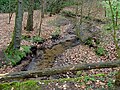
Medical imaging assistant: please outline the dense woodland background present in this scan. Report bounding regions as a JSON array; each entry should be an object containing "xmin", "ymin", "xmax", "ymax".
[{"xmin": 0, "ymin": 0, "xmax": 120, "ymax": 89}]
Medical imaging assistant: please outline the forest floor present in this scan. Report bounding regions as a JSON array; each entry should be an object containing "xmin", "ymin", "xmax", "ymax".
[{"xmin": 0, "ymin": 9, "xmax": 120, "ymax": 89}]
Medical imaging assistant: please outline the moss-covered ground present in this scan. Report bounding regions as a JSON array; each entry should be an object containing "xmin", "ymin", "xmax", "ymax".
[{"xmin": 0, "ymin": 72, "xmax": 116, "ymax": 90}]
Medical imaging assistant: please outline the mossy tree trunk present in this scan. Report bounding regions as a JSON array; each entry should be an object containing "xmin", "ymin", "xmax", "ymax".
[
  {"xmin": 13, "ymin": 0, "xmax": 23, "ymax": 49},
  {"xmin": 6, "ymin": 0, "xmax": 23, "ymax": 52},
  {"xmin": 26, "ymin": 0, "xmax": 34, "ymax": 31}
]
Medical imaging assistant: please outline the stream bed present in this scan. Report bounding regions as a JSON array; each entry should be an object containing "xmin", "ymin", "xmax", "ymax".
[
  {"xmin": 24, "ymin": 18, "xmax": 102, "ymax": 72},
  {"xmin": 25, "ymin": 34, "xmax": 80, "ymax": 71}
]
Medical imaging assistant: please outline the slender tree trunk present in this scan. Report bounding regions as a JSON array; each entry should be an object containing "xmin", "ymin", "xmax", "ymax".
[
  {"xmin": 75, "ymin": 0, "xmax": 83, "ymax": 41},
  {"xmin": 108, "ymin": 0, "xmax": 118, "ymax": 49},
  {"xmin": 38, "ymin": 0, "xmax": 44, "ymax": 36},
  {"xmin": 80, "ymin": 0, "xmax": 83, "ymax": 25},
  {"xmin": 8, "ymin": 13, "xmax": 13, "ymax": 24},
  {"xmin": 108, "ymin": 0, "xmax": 120, "ymax": 88},
  {"xmin": 38, "ymin": 9, "xmax": 43, "ymax": 36},
  {"xmin": 26, "ymin": 0, "xmax": 34, "ymax": 31},
  {"xmin": 41, "ymin": 0, "xmax": 45, "ymax": 18},
  {"xmin": 8, "ymin": 0, "xmax": 13, "ymax": 24}
]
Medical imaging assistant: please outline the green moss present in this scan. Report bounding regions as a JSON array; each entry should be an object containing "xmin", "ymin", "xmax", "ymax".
[
  {"xmin": 0, "ymin": 73, "xmax": 114, "ymax": 90},
  {"xmin": 0, "ymin": 81, "xmax": 42, "ymax": 90}
]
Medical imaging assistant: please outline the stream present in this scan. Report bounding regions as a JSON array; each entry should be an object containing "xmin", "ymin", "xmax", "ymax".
[
  {"xmin": 0, "ymin": 12, "xmax": 103, "ymax": 82},
  {"xmin": 25, "ymin": 33, "xmax": 81, "ymax": 71},
  {"xmin": 24, "ymin": 15, "xmax": 102, "ymax": 72}
]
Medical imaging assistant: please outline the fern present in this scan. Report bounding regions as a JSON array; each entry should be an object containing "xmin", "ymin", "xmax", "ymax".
[
  {"xmin": 21, "ymin": 46, "xmax": 31, "ymax": 53},
  {"xmin": 31, "ymin": 36, "xmax": 44, "ymax": 43}
]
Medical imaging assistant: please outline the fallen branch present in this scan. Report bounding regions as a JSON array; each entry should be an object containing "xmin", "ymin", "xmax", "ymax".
[{"xmin": 0, "ymin": 60, "xmax": 120, "ymax": 81}]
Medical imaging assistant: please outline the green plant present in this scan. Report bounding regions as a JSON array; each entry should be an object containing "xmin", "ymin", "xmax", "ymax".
[
  {"xmin": 84, "ymin": 37, "xmax": 100, "ymax": 47},
  {"xmin": 51, "ymin": 27, "xmax": 60, "ymax": 39},
  {"xmin": 101, "ymin": 0, "xmax": 120, "ymax": 18},
  {"xmin": 84, "ymin": 37, "xmax": 93, "ymax": 46},
  {"xmin": 32, "ymin": 36, "xmax": 44, "ymax": 43},
  {"xmin": 21, "ymin": 35, "xmax": 31, "ymax": 41},
  {"xmin": 95, "ymin": 47, "xmax": 106, "ymax": 56},
  {"xmin": 4, "ymin": 45, "xmax": 31, "ymax": 66},
  {"xmin": 21, "ymin": 46, "xmax": 31, "ymax": 53}
]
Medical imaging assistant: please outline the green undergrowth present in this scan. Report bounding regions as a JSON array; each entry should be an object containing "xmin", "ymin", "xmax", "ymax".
[
  {"xmin": 51, "ymin": 27, "xmax": 60, "ymax": 39},
  {"xmin": 22, "ymin": 35, "xmax": 44, "ymax": 44},
  {"xmin": 31, "ymin": 36, "xmax": 44, "ymax": 43},
  {"xmin": 4, "ymin": 45, "xmax": 31, "ymax": 66},
  {"xmin": 85, "ymin": 37, "xmax": 107, "ymax": 56},
  {"xmin": 95, "ymin": 47, "xmax": 107, "ymax": 56},
  {"xmin": 0, "ymin": 0, "xmax": 40, "ymax": 13},
  {"xmin": 0, "ymin": 72, "xmax": 116, "ymax": 90},
  {"xmin": 4, "ymin": 36, "xmax": 44, "ymax": 66}
]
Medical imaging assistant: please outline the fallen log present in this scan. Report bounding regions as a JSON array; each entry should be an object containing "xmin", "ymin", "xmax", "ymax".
[{"xmin": 0, "ymin": 60, "xmax": 120, "ymax": 81}]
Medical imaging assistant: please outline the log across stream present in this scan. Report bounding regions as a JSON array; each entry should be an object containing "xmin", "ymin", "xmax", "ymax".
[{"xmin": 0, "ymin": 59, "xmax": 120, "ymax": 82}]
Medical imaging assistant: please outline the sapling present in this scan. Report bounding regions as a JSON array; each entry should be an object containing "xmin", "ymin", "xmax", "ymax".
[
  {"xmin": 74, "ymin": 0, "xmax": 83, "ymax": 41},
  {"xmin": 102, "ymin": 0, "xmax": 120, "ymax": 57},
  {"xmin": 102, "ymin": 0, "xmax": 120, "ymax": 87}
]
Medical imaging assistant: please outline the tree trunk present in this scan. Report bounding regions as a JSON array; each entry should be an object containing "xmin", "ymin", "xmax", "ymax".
[
  {"xmin": 0, "ymin": 60, "xmax": 120, "ymax": 81},
  {"xmin": 13, "ymin": 0, "xmax": 23, "ymax": 49},
  {"xmin": 38, "ymin": 9, "xmax": 43, "ymax": 36},
  {"xmin": 26, "ymin": 0, "xmax": 34, "ymax": 31},
  {"xmin": 6, "ymin": 0, "xmax": 23, "ymax": 51},
  {"xmin": 38, "ymin": 0, "xmax": 44, "ymax": 36}
]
